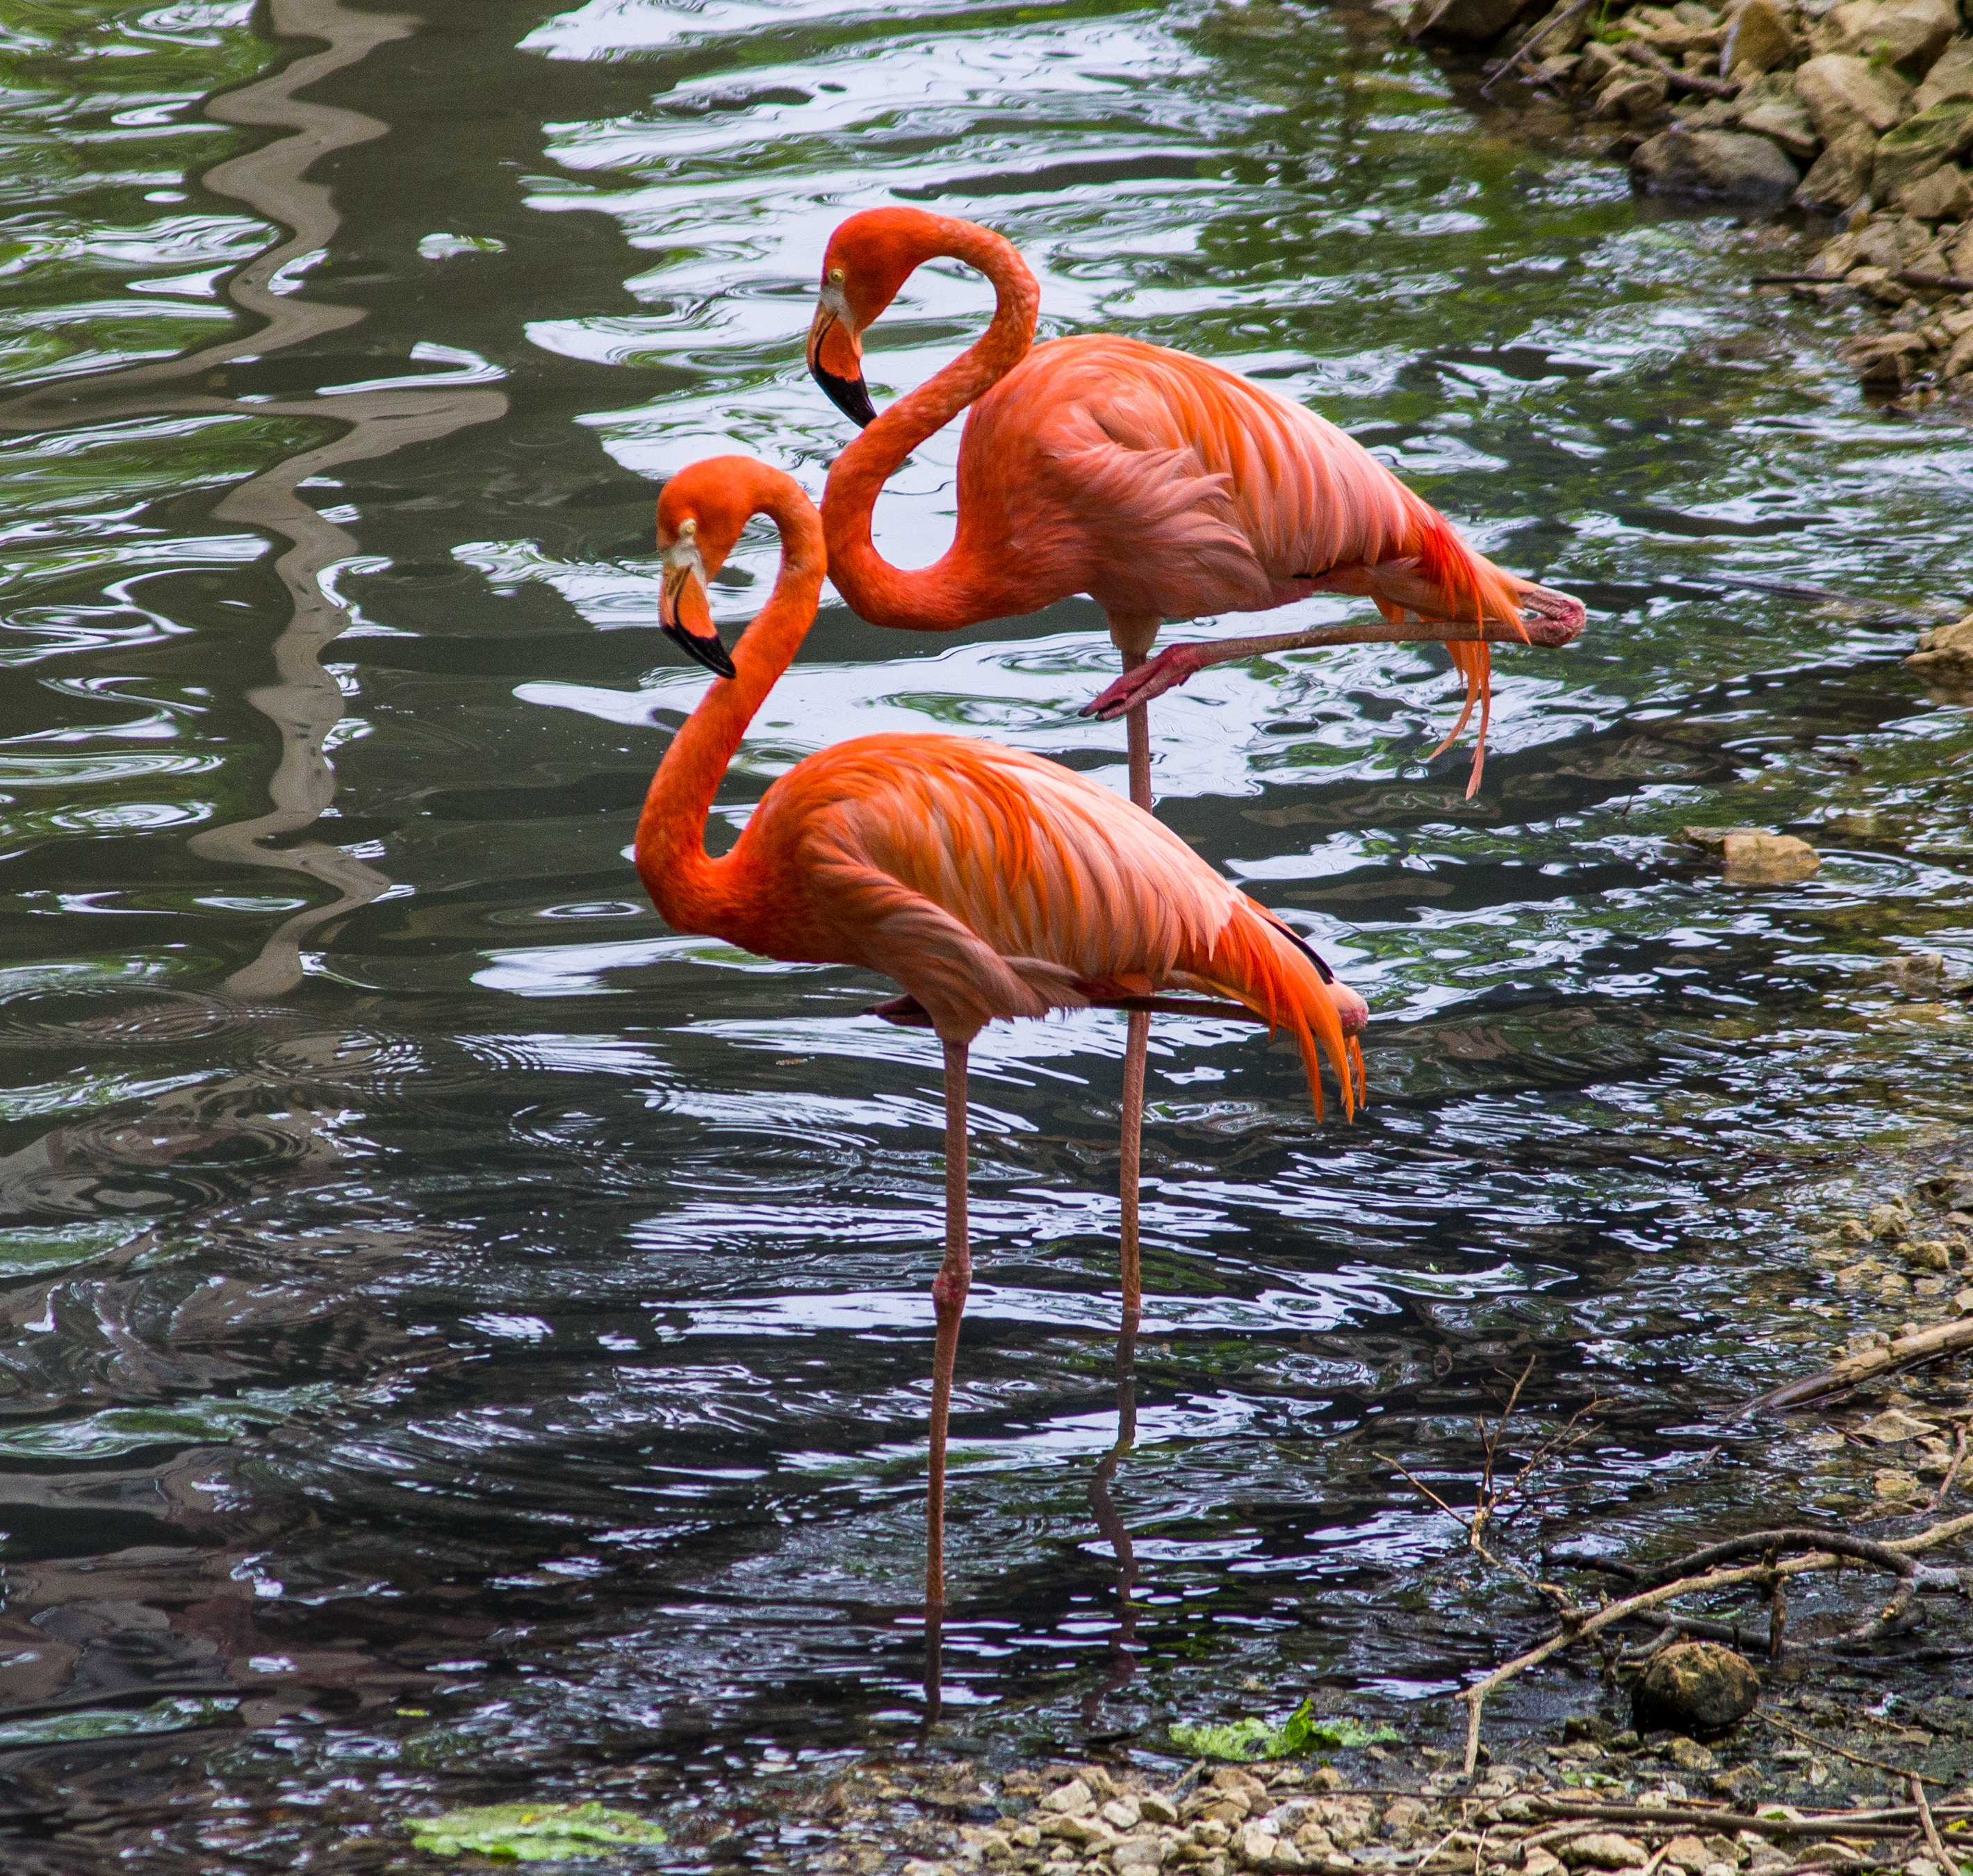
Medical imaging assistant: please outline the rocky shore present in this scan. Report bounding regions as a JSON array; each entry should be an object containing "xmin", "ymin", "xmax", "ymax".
[{"xmin": 1408, "ymin": 0, "xmax": 1973, "ymax": 397}]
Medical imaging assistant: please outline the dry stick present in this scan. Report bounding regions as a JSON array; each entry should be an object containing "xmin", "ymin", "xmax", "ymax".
[
  {"xmin": 1899, "ymin": 268, "xmax": 1973, "ymax": 295},
  {"xmin": 1929, "ymin": 1420, "xmax": 1968, "ymax": 1514},
  {"xmin": 1754, "ymin": 268, "xmax": 1973, "ymax": 293},
  {"xmin": 1478, "ymin": 0, "xmax": 1597, "ymax": 98},
  {"xmin": 1914, "ymin": 1776, "xmax": 1952, "ymax": 1867},
  {"xmin": 1760, "ymin": 1710, "xmax": 1954, "ymax": 1788},
  {"xmin": 1620, "ymin": 39, "xmax": 1739, "ymax": 97},
  {"xmin": 1750, "ymin": 1316, "xmax": 1973, "ymax": 1411},
  {"xmin": 1532, "ymin": 1799, "xmax": 1939, "ymax": 1840},
  {"xmin": 1458, "ymin": 1509, "xmax": 1973, "ymax": 1773}
]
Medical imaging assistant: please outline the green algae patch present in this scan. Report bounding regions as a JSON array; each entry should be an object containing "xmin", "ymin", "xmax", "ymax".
[
  {"xmin": 408, "ymin": 1802, "xmax": 666, "ymax": 1861},
  {"xmin": 1169, "ymin": 1697, "xmax": 1400, "ymax": 1761}
]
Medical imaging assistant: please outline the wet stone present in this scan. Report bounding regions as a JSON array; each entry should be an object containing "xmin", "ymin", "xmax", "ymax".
[
  {"xmin": 1633, "ymin": 126, "xmax": 1802, "ymax": 195},
  {"xmin": 1723, "ymin": 0, "xmax": 1796, "ymax": 76},
  {"xmin": 1874, "ymin": 98, "xmax": 1973, "ymax": 201},
  {"xmin": 1634, "ymin": 1642, "xmax": 1763, "ymax": 1735},
  {"xmin": 1795, "ymin": 53, "xmax": 1915, "ymax": 139}
]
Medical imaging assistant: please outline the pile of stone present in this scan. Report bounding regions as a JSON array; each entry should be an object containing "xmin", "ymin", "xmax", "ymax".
[{"xmin": 1410, "ymin": 0, "xmax": 1973, "ymax": 393}]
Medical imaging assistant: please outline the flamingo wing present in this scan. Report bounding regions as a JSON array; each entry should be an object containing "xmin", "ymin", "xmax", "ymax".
[{"xmin": 755, "ymin": 734, "xmax": 1357, "ymax": 1114}]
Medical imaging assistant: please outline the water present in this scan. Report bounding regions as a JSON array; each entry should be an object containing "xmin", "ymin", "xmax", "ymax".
[{"xmin": 1, "ymin": 0, "xmax": 1971, "ymax": 1862}]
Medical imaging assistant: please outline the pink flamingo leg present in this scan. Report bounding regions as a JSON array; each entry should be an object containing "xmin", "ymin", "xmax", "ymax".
[
  {"xmin": 1081, "ymin": 607, "xmax": 1586, "ymax": 725},
  {"xmin": 1118, "ymin": 639, "xmax": 1154, "ymax": 1327},
  {"xmin": 926, "ymin": 1037, "xmax": 971, "ymax": 1613}
]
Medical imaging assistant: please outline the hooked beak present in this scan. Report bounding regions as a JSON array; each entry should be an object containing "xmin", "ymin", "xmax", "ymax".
[
  {"xmin": 659, "ymin": 556, "xmax": 736, "ymax": 680},
  {"xmin": 806, "ymin": 297, "xmax": 877, "ymax": 429}
]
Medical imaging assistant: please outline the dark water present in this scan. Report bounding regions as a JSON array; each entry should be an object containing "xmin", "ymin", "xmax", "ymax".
[{"xmin": 1, "ymin": 0, "xmax": 1972, "ymax": 1863}]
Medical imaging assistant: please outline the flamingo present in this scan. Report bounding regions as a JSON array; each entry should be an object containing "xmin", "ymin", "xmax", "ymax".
[
  {"xmin": 805, "ymin": 204, "xmax": 1585, "ymax": 1329},
  {"xmin": 635, "ymin": 453, "xmax": 1369, "ymax": 1608}
]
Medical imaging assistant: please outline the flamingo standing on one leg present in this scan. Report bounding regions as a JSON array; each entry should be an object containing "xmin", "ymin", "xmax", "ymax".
[
  {"xmin": 635, "ymin": 454, "xmax": 1368, "ymax": 1609},
  {"xmin": 805, "ymin": 205, "xmax": 1586, "ymax": 1326}
]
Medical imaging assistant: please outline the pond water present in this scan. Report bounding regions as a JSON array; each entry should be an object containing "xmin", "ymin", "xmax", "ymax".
[{"xmin": 1, "ymin": 0, "xmax": 1972, "ymax": 1864}]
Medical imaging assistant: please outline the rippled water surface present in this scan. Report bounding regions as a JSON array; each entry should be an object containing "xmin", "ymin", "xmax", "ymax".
[{"xmin": 2, "ymin": 0, "xmax": 1972, "ymax": 1863}]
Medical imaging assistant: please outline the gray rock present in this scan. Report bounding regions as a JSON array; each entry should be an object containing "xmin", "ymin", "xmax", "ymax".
[
  {"xmin": 1632, "ymin": 126, "xmax": 1802, "ymax": 196},
  {"xmin": 1874, "ymin": 98, "xmax": 1973, "ymax": 199},
  {"xmin": 1830, "ymin": 0, "xmax": 1957, "ymax": 75},
  {"xmin": 1897, "ymin": 161, "xmax": 1973, "ymax": 215},
  {"xmin": 1723, "ymin": 0, "xmax": 1799, "ymax": 75},
  {"xmin": 1739, "ymin": 95, "xmax": 1824, "ymax": 156},
  {"xmin": 1794, "ymin": 122, "xmax": 1878, "ymax": 203},
  {"xmin": 1915, "ymin": 35, "xmax": 1973, "ymax": 111},
  {"xmin": 1575, "ymin": 39, "xmax": 1626, "ymax": 87},
  {"xmin": 1796, "ymin": 52, "xmax": 1915, "ymax": 139},
  {"xmin": 1599, "ymin": 69, "xmax": 1673, "ymax": 117},
  {"xmin": 1836, "ymin": 327, "xmax": 1931, "ymax": 382},
  {"xmin": 1410, "ymin": 0, "xmax": 1537, "ymax": 47}
]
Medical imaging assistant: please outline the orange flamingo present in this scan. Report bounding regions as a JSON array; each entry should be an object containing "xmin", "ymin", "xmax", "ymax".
[
  {"xmin": 806, "ymin": 207, "xmax": 1585, "ymax": 809},
  {"xmin": 806, "ymin": 206, "xmax": 1583, "ymax": 1331},
  {"xmin": 635, "ymin": 454, "xmax": 1368, "ymax": 1608}
]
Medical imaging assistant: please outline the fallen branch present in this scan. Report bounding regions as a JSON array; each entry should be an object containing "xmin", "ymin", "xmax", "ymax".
[
  {"xmin": 1533, "ymin": 1797, "xmax": 1950, "ymax": 1838},
  {"xmin": 1459, "ymin": 1509, "xmax": 1973, "ymax": 1772},
  {"xmin": 1750, "ymin": 268, "xmax": 1973, "ymax": 295},
  {"xmin": 1915, "ymin": 1776, "xmax": 1951, "ymax": 1867},
  {"xmin": 1748, "ymin": 1317, "xmax": 1973, "ymax": 1411},
  {"xmin": 1621, "ymin": 40, "xmax": 1740, "ymax": 97},
  {"xmin": 1899, "ymin": 268, "xmax": 1973, "ymax": 295}
]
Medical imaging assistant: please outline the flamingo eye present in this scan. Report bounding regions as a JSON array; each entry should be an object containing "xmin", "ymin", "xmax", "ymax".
[{"xmin": 827, "ymin": 266, "xmax": 846, "ymax": 285}]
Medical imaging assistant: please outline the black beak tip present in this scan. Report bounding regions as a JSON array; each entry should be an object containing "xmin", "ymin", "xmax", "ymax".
[
  {"xmin": 664, "ymin": 621, "xmax": 737, "ymax": 680},
  {"xmin": 811, "ymin": 362, "xmax": 878, "ymax": 429}
]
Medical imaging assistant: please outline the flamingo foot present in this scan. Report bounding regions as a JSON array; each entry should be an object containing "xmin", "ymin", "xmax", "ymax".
[
  {"xmin": 1080, "ymin": 643, "xmax": 1209, "ymax": 721},
  {"xmin": 1517, "ymin": 582, "xmax": 1587, "ymax": 648},
  {"xmin": 1329, "ymin": 978, "xmax": 1369, "ymax": 1039}
]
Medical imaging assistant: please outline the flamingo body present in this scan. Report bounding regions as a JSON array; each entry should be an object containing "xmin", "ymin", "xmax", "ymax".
[
  {"xmin": 648, "ymin": 725, "xmax": 1359, "ymax": 1102},
  {"xmin": 807, "ymin": 208, "xmax": 1585, "ymax": 787},
  {"xmin": 955, "ymin": 332, "xmax": 1528, "ymax": 634}
]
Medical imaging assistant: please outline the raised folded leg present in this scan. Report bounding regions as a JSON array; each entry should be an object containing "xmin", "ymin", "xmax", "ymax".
[{"xmin": 1081, "ymin": 607, "xmax": 1586, "ymax": 725}]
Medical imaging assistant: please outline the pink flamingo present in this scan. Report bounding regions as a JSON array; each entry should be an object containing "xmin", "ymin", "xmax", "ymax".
[
  {"xmin": 805, "ymin": 206, "xmax": 1584, "ymax": 1322},
  {"xmin": 635, "ymin": 454, "xmax": 1367, "ymax": 1607}
]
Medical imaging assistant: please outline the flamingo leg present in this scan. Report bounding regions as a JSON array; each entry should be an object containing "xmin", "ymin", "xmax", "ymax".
[
  {"xmin": 926, "ymin": 1037, "xmax": 971, "ymax": 1613},
  {"xmin": 1120, "ymin": 643, "xmax": 1154, "ymax": 1328},
  {"xmin": 1080, "ymin": 611, "xmax": 1584, "ymax": 724}
]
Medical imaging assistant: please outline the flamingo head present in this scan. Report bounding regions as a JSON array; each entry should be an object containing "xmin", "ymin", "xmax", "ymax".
[
  {"xmin": 806, "ymin": 208, "xmax": 956, "ymax": 428},
  {"xmin": 655, "ymin": 459, "xmax": 755, "ymax": 680}
]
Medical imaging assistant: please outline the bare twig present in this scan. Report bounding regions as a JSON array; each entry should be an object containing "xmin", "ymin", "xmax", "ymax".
[
  {"xmin": 1929, "ymin": 1420, "xmax": 1968, "ymax": 1514},
  {"xmin": 1479, "ymin": 0, "xmax": 1596, "ymax": 97},
  {"xmin": 1749, "ymin": 1317, "xmax": 1973, "ymax": 1411}
]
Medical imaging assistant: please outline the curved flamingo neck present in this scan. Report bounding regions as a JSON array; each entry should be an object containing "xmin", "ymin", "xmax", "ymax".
[
  {"xmin": 634, "ymin": 479, "xmax": 824, "ymax": 932},
  {"xmin": 822, "ymin": 219, "xmax": 1039, "ymax": 632}
]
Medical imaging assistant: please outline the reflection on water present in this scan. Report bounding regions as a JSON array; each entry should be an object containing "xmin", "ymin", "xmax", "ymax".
[{"xmin": 0, "ymin": 0, "xmax": 1970, "ymax": 1862}]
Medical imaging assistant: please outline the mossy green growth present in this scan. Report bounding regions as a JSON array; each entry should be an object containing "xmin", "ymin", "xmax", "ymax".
[
  {"xmin": 408, "ymin": 1802, "xmax": 666, "ymax": 1861},
  {"xmin": 1169, "ymin": 1697, "xmax": 1399, "ymax": 1761}
]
